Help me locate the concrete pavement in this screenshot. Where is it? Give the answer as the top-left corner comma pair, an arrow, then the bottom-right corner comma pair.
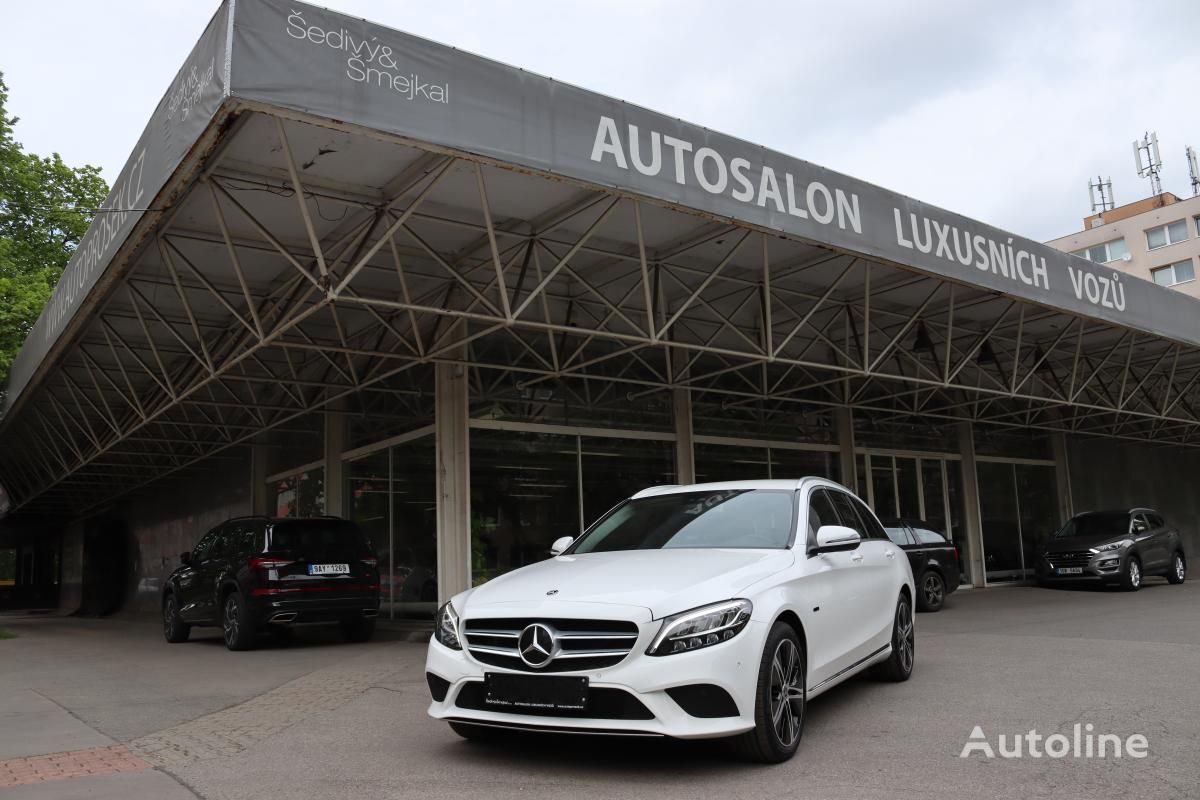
2,580 -> 1199,799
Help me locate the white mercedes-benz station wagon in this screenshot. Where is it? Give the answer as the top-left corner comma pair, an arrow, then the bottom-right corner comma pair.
425,479 -> 916,763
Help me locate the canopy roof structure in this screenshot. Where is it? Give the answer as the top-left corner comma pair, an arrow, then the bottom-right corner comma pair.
4,0 -> 1200,517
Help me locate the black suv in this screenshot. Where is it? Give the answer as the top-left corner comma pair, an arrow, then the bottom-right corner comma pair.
1037,508 -> 1187,591
162,516 -> 381,650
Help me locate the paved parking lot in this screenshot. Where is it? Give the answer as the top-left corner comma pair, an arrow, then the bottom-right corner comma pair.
2,580 -> 1198,799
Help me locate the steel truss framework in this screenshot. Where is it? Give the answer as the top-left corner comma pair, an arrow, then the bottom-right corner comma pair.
4,107 -> 1200,516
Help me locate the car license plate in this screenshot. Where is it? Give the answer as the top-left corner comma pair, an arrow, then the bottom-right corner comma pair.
484,673 -> 588,711
1057,567 -> 1083,575
307,563 -> 349,575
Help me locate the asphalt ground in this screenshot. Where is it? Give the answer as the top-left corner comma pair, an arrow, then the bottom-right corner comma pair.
1,578 -> 1198,799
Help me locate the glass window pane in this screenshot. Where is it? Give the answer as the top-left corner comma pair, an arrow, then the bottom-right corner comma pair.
895,457 -> 921,519
977,461 -> 1024,583
347,450 -> 391,609
1153,266 -> 1174,286
1106,238 -> 1127,260
1175,260 -> 1194,282
1015,464 -> 1059,580
1167,220 -> 1187,243
870,456 -> 898,519
1087,244 -> 1107,263
294,469 -> 325,517
1147,227 -> 1167,249
471,429 -> 580,585
580,436 -> 674,528
694,443 -> 769,484
391,438 -> 437,618
883,525 -> 912,545
769,448 -> 839,483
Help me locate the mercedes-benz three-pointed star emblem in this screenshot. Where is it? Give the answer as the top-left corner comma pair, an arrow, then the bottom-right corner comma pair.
517,623 -> 556,668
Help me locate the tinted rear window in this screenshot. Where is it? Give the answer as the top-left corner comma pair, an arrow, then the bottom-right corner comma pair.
268,520 -> 373,557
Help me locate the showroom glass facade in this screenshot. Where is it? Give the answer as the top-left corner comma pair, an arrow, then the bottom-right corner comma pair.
469,425 -> 676,586
264,394 -> 1067,619
857,452 -> 970,584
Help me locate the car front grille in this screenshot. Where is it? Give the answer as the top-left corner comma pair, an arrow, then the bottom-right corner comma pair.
1046,551 -> 1093,569
463,618 -> 640,673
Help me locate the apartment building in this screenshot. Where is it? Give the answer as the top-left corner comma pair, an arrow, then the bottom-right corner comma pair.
1047,192 -> 1200,298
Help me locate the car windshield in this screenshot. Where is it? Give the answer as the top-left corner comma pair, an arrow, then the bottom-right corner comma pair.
570,489 -> 794,553
1053,511 -> 1129,539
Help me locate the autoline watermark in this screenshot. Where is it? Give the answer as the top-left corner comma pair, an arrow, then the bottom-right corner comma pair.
960,724 -> 1149,759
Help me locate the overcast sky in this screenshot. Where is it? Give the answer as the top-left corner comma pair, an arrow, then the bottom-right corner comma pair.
4,0 -> 1199,242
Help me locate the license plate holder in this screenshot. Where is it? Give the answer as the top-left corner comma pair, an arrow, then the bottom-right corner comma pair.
307,563 -> 350,575
1057,567 -> 1084,575
484,673 -> 588,711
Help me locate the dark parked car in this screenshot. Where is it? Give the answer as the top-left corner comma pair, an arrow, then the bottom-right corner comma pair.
880,518 -> 962,612
1037,508 -> 1187,591
162,516 -> 380,650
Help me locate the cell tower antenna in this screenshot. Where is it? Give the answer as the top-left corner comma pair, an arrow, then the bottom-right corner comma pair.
1133,131 -> 1164,197
1088,176 -> 1114,214
1187,146 -> 1200,197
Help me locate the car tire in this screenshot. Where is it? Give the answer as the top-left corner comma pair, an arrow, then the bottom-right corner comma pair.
872,593 -> 915,682
729,621 -> 805,764
340,618 -> 376,643
222,591 -> 257,651
1120,556 -> 1142,592
449,721 -> 498,741
162,593 -> 190,644
1166,552 -> 1186,585
916,571 -> 945,612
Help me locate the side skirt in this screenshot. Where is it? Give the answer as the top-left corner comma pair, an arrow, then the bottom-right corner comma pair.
806,643 -> 891,697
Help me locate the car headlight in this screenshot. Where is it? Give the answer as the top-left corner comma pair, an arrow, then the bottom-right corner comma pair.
646,599 -> 752,656
435,601 -> 462,650
1092,539 -> 1133,553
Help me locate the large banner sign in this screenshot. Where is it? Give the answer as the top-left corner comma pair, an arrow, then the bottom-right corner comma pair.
2,4 -> 230,414
232,0 -> 1200,347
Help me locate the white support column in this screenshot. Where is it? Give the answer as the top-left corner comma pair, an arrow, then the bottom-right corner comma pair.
1051,432 -> 1074,526
323,401 -> 346,517
834,408 -> 857,493
435,359 -> 471,603
673,388 -> 695,485
957,421 -> 987,587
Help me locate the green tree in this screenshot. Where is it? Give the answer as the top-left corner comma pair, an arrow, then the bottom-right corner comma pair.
0,72 -> 109,393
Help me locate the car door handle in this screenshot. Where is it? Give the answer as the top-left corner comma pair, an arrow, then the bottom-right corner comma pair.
884,549 -> 896,559
851,553 -> 864,563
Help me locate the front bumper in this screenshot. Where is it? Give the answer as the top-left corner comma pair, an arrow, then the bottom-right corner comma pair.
1036,552 -> 1126,583
424,619 -> 768,739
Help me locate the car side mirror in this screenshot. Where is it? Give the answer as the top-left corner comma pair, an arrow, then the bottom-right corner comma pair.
811,525 -> 861,555
180,551 -> 192,566
549,536 -> 574,557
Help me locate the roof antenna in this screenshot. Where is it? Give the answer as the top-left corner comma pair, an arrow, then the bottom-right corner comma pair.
1133,131 -> 1164,198
1088,176 -> 1114,216
1186,146 -> 1200,198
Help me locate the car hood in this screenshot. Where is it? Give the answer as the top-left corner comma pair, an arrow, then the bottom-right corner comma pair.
1044,534 -> 1130,552
461,548 -> 794,620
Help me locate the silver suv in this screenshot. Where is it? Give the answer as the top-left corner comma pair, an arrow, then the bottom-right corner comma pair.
1037,509 -> 1186,591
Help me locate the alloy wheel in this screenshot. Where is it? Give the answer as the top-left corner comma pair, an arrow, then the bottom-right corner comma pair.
1129,560 -> 1141,588
922,574 -> 943,608
896,599 -> 915,674
223,596 -> 240,647
768,638 -> 804,748
1176,556 -> 1186,582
